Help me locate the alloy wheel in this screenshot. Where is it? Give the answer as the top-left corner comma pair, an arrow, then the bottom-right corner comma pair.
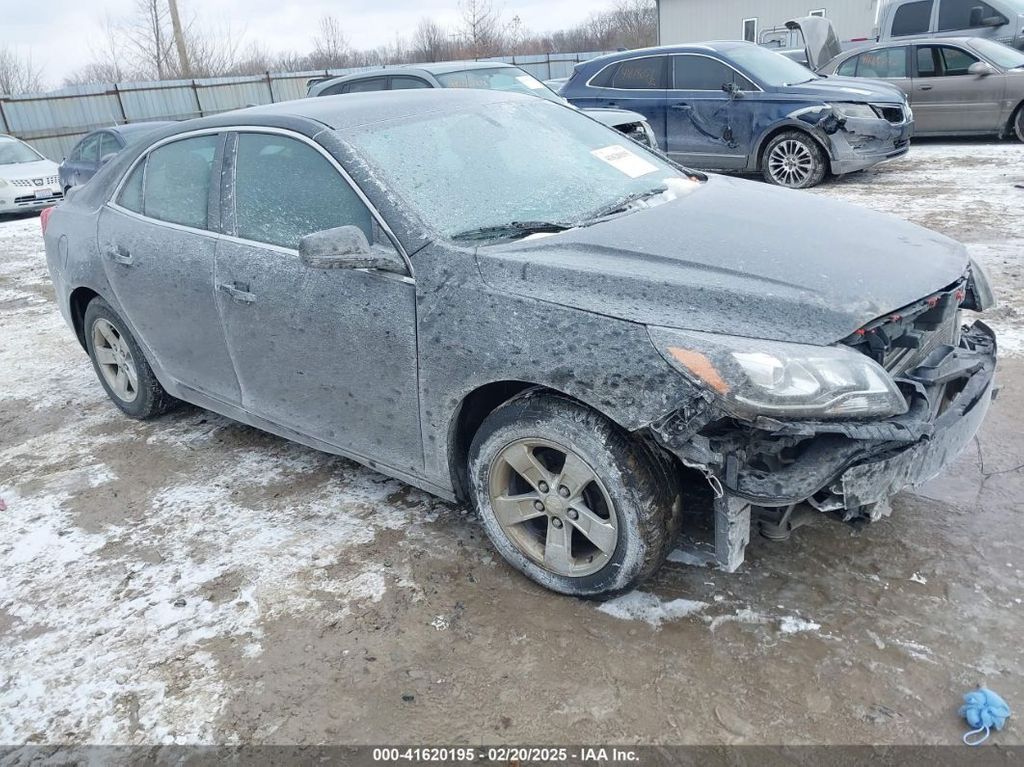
487,438 -> 618,577
91,318 -> 139,403
767,139 -> 815,187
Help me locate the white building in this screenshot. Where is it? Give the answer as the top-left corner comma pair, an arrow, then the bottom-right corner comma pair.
656,1 -> 884,49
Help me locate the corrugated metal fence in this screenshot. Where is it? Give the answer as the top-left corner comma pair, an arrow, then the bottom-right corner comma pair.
0,51 -> 610,160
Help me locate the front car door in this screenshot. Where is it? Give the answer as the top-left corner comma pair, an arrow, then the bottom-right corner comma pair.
571,55 -> 669,147
213,130 -> 422,474
912,43 -> 1006,132
664,53 -> 759,169
97,132 -> 241,403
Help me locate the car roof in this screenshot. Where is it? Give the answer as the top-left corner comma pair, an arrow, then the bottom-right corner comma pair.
313,60 -> 518,89
111,121 -> 177,136
837,36 -> 982,54
576,42 -> 746,70
161,88 -> 542,136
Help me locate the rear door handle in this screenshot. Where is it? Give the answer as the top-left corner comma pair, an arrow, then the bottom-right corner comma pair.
919,85 -> 933,91
106,246 -> 133,266
217,282 -> 256,304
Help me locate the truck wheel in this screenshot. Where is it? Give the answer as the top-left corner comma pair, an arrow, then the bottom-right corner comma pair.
762,131 -> 828,189
468,391 -> 680,597
84,297 -> 178,419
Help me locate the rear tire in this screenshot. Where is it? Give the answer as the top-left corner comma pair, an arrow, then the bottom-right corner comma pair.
468,391 -> 681,597
83,297 -> 178,419
1014,105 -> 1024,143
762,130 -> 828,189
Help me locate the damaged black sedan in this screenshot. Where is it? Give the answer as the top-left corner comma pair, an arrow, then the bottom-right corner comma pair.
43,89 -> 996,597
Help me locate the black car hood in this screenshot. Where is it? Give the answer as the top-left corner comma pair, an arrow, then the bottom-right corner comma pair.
476,175 -> 969,346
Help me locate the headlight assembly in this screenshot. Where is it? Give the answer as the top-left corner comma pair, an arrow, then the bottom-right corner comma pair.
649,327 -> 908,420
829,102 -> 878,120
965,258 -> 997,312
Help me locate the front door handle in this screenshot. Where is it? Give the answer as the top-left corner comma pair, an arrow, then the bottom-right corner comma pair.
106,245 -> 133,266
919,85 -> 933,91
670,103 -> 691,111
217,282 -> 256,304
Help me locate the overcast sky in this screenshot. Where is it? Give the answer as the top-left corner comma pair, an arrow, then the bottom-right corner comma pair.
1,0 -> 613,86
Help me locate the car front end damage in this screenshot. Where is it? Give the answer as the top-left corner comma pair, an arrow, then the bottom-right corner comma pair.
646,265 -> 997,572
790,101 -> 913,175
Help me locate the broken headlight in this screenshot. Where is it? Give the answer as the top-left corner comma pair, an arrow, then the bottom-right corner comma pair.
828,102 -> 878,120
648,327 -> 908,420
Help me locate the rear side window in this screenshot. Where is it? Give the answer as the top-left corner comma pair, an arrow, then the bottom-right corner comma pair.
117,161 -> 145,213
938,0 -> 1002,30
607,57 -> 668,89
98,133 -> 121,159
346,78 -> 388,93
143,135 -> 218,229
320,82 -> 348,96
77,134 -> 102,164
390,76 -> 430,89
891,1 -> 933,36
233,132 -> 372,250
672,55 -> 756,90
844,47 -> 909,78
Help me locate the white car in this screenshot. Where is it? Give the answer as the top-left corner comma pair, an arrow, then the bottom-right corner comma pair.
0,135 -> 63,215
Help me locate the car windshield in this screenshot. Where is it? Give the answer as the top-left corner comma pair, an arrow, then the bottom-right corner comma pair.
0,139 -> 44,165
726,45 -> 819,86
434,67 -> 563,103
970,38 -> 1024,69
346,99 -> 696,240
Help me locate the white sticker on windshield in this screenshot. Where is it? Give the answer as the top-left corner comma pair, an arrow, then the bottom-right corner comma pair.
515,74 -> 545,90
590,145 -> 659,178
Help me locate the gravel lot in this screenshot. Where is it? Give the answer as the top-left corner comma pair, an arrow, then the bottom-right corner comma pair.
1,139 -> 1023,746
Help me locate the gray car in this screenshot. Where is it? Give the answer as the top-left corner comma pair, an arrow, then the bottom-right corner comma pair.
43,89 -> 997,596
307,61 -> 658,148
819,36 -> 1024,139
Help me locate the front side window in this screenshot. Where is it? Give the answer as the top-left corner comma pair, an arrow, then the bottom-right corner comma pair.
892,1 -> 934,36
938,0 -> 1003,30
143,135 -> 218,229
233,132 -> 372,250
918,44 -> 980,75
672,55 -> 756,90
347,99 -> 692,239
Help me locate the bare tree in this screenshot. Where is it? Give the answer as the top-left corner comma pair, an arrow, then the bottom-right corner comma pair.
0,46 -> 45,95
610,0 -> 657,50
311,15 -> 351,69
459,0 -> 504,58
411,18 -> 449,63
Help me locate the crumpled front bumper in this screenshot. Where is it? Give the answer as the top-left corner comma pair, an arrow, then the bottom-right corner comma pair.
827,116 -> 912,175
730,321 -> 997,510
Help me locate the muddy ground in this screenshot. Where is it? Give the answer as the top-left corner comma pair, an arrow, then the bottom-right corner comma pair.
1,140 -> 1023,746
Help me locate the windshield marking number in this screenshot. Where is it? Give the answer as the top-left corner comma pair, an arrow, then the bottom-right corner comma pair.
590,145 -> 659,178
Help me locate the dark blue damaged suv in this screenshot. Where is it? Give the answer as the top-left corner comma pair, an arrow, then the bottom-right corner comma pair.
562,41 -> 914,188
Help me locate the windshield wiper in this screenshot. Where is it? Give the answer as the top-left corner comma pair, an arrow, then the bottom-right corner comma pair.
450,220 -> 572,242
581,186 -> 668,223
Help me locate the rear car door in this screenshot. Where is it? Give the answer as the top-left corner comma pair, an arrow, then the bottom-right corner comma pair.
664,53 -> 758,169
97,133 -> 241,403
571,56 -> 669,147
213,130 -> 422,472
912,43 -> 1005,132
835,47 -> 913,99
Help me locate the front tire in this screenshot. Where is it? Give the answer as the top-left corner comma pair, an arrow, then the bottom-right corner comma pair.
83,297 -> 177,419
1014,105 -> 1024,143
468,392 -> 680,597
762,130 -> 828,189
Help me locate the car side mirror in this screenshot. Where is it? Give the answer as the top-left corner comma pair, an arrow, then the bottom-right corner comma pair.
981,14 -> 1008,27
299,225 -> 406,273
968,61 -> 997,77
99,152 -> 118,166
722,82 -> 743,99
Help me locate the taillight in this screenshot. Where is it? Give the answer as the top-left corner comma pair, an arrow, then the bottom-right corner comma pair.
40,206 -> 54,235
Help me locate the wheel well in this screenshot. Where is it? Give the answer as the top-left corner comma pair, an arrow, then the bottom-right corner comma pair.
69,287 -> 100,349
449,381 -> 607,501
756,124 -> 830,170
